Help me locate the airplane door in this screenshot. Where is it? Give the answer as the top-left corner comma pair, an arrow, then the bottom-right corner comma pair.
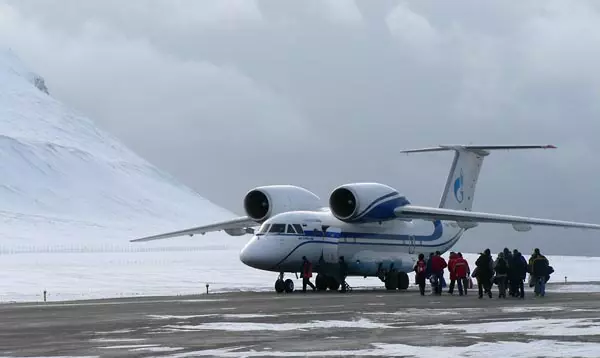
322,227 -> 341,264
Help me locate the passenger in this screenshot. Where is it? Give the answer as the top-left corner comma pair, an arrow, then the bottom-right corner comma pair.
339,256 -> 348,293
447,252 -> 458,295
475,249 -> 494,299
430,251 -> 447,295
301,256 -> 316,292
494,252 -> 509,298
503,247 -> 514,296
453,252 -> 470,296
425,252 -> 435,294
437,251 -> 448,290
511,250 -> 528,299
413,253 -> 427,296
529,248 -> 550,297
508,249 -> 519,297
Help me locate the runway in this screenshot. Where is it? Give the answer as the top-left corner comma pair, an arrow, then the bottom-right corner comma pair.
2,286 -> 600,357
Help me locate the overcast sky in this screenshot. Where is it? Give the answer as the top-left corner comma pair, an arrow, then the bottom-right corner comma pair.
1,0 -> 600,255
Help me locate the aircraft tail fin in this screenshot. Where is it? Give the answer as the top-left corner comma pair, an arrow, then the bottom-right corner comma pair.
400,144 -> 556,211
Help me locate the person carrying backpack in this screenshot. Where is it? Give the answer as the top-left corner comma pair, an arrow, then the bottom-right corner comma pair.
414,253 -> 427,296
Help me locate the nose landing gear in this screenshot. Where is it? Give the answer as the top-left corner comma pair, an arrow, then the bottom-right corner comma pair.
275,272 -> 295,293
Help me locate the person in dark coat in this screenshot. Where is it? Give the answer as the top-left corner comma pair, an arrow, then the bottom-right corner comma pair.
503,247 -> 514,296
511,250 -> 528,299
413,253 -> 427,296
475,248 -> 494,299
494,252 -> 509,298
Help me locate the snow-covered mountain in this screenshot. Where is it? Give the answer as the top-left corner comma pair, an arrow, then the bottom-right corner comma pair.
0,50 -> 235,251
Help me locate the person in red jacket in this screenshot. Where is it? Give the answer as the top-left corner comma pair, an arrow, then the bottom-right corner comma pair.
430,251 -> 447,295
447,252 -> 458,294
453,252 -> 471,296
413,253 -> 428,296
301,256 -> 316,292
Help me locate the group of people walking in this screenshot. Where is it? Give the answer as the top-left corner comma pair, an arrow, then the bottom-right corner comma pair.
413,248 -> 554,299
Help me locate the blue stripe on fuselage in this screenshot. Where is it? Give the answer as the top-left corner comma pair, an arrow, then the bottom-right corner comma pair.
271,227 -> 462,270
336,220 -> 443,242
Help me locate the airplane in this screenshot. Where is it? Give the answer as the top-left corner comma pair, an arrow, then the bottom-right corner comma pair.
132,144 -> 600,293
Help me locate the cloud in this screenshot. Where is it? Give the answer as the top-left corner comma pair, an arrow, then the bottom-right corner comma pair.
2,0 -> 600,255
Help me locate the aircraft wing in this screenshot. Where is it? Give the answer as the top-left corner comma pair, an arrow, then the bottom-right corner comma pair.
394,205 -> 600,230
131,216 -> 257,242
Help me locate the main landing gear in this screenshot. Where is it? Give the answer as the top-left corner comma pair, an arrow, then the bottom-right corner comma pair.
378,264 -> 410,291
275,272 -> 294,293
315,273 -> 341,291
274,272 -> 343,293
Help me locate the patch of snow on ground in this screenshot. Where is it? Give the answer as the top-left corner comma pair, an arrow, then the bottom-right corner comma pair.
89,338 -> 146,343
500,306 -> 565,313
98,344 -> 159,349
161,318 -> 391,332
129,346 -> 185,352
546,284 -> 600,293
164,340 -> 600,357
413,318 -> 600,336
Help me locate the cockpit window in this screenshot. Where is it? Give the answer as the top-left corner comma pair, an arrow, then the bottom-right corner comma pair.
293,224 -> 304,234
268,224 -> 286,233
286,225 -> 297,234
258,223 -> 270,234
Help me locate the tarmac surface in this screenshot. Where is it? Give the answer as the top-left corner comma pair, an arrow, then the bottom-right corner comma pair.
2,284 -> 600,357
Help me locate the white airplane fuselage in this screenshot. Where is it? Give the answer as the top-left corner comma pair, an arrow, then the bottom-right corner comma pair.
239,209 -> 464,277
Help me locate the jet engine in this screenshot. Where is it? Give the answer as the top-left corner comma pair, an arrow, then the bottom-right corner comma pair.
329,183 -> 410,223
243,185 -> 321,222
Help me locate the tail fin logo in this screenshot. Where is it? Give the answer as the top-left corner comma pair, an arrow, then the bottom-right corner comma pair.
454,168 -> 464,203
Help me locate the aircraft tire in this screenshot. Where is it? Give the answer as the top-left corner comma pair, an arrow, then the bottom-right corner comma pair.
398,272 -> 409,290
275,279 -> 285,293
284,279 -> 294,293
385,271 -> 398,290
327,277 -> 340,291
316,274 -> 329,291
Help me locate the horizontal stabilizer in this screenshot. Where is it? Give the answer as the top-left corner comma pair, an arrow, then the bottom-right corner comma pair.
131,216 -> 257,242
394,205 -> 600,231
400,144 -> 556,154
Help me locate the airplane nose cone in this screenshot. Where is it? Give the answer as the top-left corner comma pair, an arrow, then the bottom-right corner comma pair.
240,236 -> 272,270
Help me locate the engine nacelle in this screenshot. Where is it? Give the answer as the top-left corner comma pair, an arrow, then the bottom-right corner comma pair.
329,183 -> 410,223
243,185 -> 321,222
224,228 -> 249,236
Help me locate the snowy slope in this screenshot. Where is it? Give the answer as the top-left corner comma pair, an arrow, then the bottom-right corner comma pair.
0,49 -> 235,250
